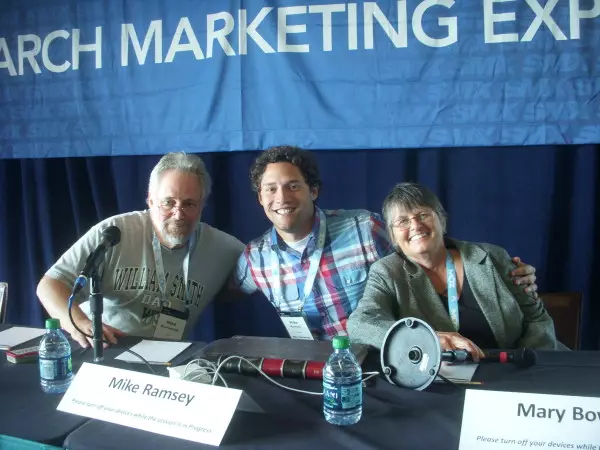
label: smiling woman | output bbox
[347,182,567,358]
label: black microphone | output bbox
[441,349,473,363]
[442,348,536,368]
[483,348,537,368]
[72,226,121,295]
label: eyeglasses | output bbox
[157,199,200,215]
[392,211,434,230]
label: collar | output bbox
[269,207,324,254]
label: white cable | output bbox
[181,359,229,387]
[178,356,379,397]
[362,371,379,383]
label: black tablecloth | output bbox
[0,324,87,445]
[64,377,464,450]
[2,323,600,450]
[63,350,600,450]
[0,324,205,445]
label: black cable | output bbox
[436,372,461,389]
[68,294,156,375]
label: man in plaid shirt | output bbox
[233,146,538,340]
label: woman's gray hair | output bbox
[382,182,448,235]
[148,152,212,203]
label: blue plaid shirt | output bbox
[234,208,393,339]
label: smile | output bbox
[274,208,296,215]
[409,232,429,241]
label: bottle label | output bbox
[39,355,73,381]
[323,379,362,411]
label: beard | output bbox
[159,218,196,248]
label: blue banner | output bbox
[1,0,599,158]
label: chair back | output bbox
[541,292,582,350]
[0,283,7,324]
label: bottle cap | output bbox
[332,335,350,350]
[45,318,61,330]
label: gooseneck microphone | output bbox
[72,226,121,296]
[68,225,121,363]
[380,317,538,390]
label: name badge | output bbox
[279,311,314,340]
[154,307,189,340]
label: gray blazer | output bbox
[347,238,565,351]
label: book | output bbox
[0,327,46,350]
[6,345,40,364]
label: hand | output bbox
[510,257,538,299]
[437,331,484,362]
[66,317,126,349]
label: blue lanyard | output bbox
[271,210,327,312]
[446,250,460,331]
[151,229,196,307]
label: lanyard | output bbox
[151,229,196,307]
[446,250,460,331]
[271,211,327,312]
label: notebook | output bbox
[195,335,369,364]
[0,327,46,350]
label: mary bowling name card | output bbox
[459,390,600,450]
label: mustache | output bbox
[164,218,188,227]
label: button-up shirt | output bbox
[234,208,393,339]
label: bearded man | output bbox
[37,152,244,347]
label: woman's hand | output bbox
[437,331,485,362]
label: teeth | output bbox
[275,208,294,215]
[410,233,428,241]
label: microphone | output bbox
[442,348,537,368]
[380,318,537,391]
[72,226,121,295]
[442,349,472,363]
[202,353,325,380]
[482,348,537,368]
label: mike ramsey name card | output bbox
[58,362,242,446]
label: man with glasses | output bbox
[37,152,244,348]
[234,146,539,341]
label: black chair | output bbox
[541,292,582,350]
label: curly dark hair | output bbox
[250,145,322,193]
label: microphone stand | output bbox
[89,272,104,363]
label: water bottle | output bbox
[323,335,362,425]
[39,318,73,394]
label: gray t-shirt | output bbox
[46,210,245,338]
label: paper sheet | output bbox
[115,340,192,365]
[435,361,478,383]
[0,326,46,350]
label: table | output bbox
[64,351,600,450]
[2,323,600,449]
[0,324,204,446]
[0,324,87,446]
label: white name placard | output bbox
[58,362,242,446]
[459,390,600,450]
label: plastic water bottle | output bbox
[39,318,73,394]
[323,335,362,425]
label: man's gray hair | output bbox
[382,182,448,235]
[148,152,212,203]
